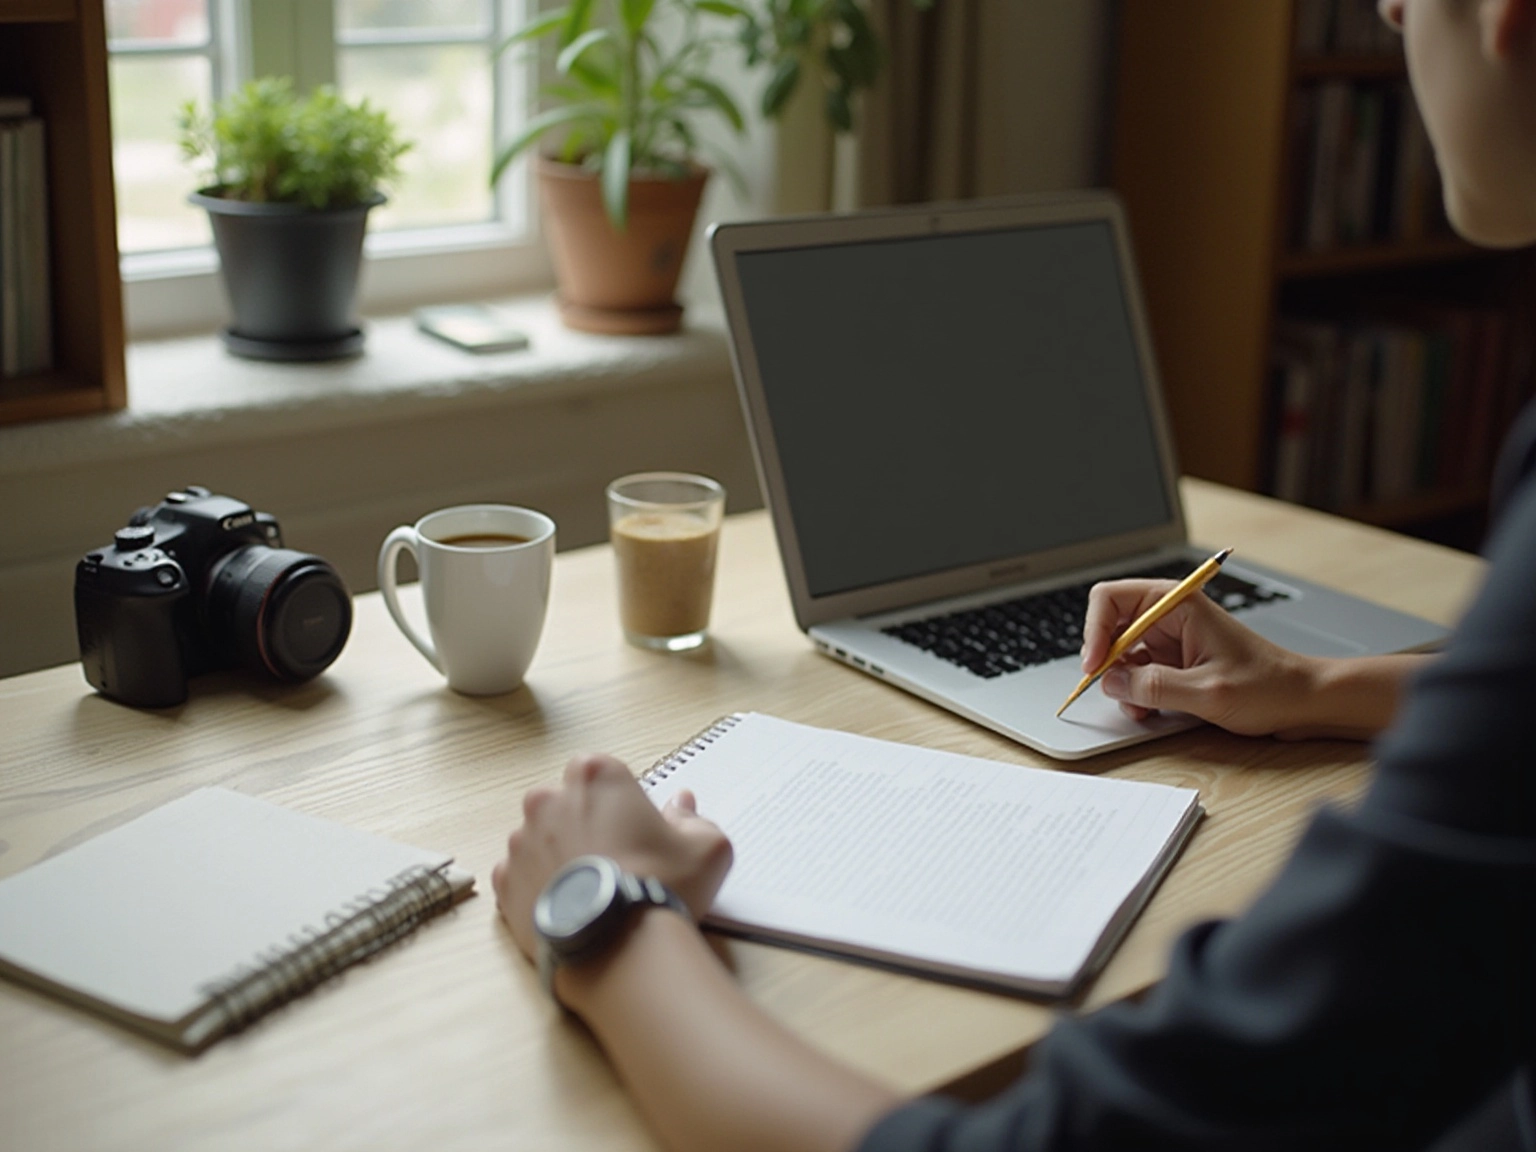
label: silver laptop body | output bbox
[710,192,1447,759]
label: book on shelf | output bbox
[0,106,52,379]
[0,788,475,1053]
[1291,78,1442,252]
[1270,330,1325,504]
[1294,0,1402,57]
[1268,302,1532,512]
[641,712,1203,999]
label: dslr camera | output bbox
[75,486,353,707]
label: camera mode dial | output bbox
[114,525,156,552]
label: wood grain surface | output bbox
[0,479,1484,1151]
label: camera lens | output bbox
[205,547,352,681]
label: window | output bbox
[106,0,222,254]
[107,0,545,338]
[336,0,500,233]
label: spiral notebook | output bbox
[642,713,1202,998]
[0,788,474,1052]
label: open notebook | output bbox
[642,713,1201,998]
[0,788,474,1052]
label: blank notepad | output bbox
[0,788,473,1051]
[642,713,1201,997]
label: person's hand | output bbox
[492,753,733,962]
[1080,579,1317,737]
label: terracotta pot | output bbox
[536,157,708,335]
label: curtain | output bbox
[857,0,987,206]
[772,2,1114,214]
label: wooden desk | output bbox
[0,480,1483,1151]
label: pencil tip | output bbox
[1214,546,1234,564]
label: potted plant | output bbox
[495,0,907,335]
[179,78,410,361]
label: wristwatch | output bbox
[533,855,691,1003]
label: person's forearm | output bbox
[1281,653,1432,739]
[559,910,900,1152]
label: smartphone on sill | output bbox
[414,305,531,354]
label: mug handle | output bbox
[377,526,441,672]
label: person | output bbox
[492,0,1536,1146]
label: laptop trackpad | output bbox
[1247,616,1367,657]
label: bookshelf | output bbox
[0,0,125,425]
[1111,0,1533,537]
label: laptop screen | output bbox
[733,219,1174,599]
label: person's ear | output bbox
[1483,0,1536,58]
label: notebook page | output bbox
[645,714,1199,987]
[0,789,452,1023]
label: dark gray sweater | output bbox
[860,401,1536,1152]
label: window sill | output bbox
[2,296,732,473]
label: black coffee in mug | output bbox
[438,533,531,548]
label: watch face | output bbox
[535,856,622,957]
[544,863,604,934]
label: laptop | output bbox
[709,191,1448,760]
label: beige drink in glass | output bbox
[607,473,725,651]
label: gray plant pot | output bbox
[191,189,384,361]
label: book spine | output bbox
[1271,355,1315,504]
[640,713,746,788]
[1395,94,1431,240]
[189,864,457,1051]
[0,123,16,377]
[1307,82,1350,250]
[1293,0,1330,56]
[1335,330,1376,507]
[1416,330,1451,491]
[18,118,49,373]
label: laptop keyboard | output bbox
[879,560,1292,680]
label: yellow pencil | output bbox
[1056,546,1234,718]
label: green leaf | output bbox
[693,0,752,16]
[662,114,698,154]
[542,80,597,104]
[602,129,632,229]
[494,8,568,55]
[561,0,595,46]
[760,55,801,118]
[568,50,622,98]
[561,125,601,164]
[491,103,608,185]
[825,85,852,132]
[737,15,762,62]
[619,0,656,35]
[182,77,408,208]
[826,40,878,89]
[684,76,745,133]
[557,27,615,75]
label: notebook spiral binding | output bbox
[640,713,746,788]
[190,864,456,1050]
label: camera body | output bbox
[75,486,352,707]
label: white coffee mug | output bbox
[377,505,555,695]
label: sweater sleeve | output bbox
[858,456,1536,1152]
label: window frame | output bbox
[117,0,548,340]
